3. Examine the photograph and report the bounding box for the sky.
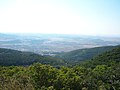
[0,0,120,36]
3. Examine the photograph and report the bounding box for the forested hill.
[0,46,120,89]
[84,46,120,68]
[0,46,119,67]
[55,46,119,65]
[0,48,64,66]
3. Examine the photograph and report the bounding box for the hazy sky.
[0,0,120,36]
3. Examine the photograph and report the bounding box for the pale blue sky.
[0,0,120,36]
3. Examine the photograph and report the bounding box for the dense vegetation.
[0,48,64,67]
[0,46,120,90]
[55,46,118,65]
[83,46,120,68]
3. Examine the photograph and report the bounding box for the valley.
[0,33,120,56]
[0,33,120,90]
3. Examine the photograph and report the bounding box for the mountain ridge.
[0,48,64,66]
[55,45,120,65]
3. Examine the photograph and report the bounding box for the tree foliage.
[0,48,64,67]
[0,46,120,89]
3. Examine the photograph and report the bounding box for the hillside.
[0,46,120,90]
[0,48,64,66]
[55,46,119,65]
[84,46,120,68]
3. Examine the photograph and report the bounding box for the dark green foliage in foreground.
[55,46,118,65]
[0,48,64,66]
[83,46,120,68]
[0,46,120,89]
[0,62,120,90]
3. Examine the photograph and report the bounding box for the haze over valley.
[0,0,120,89]
[0,33,120,56]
